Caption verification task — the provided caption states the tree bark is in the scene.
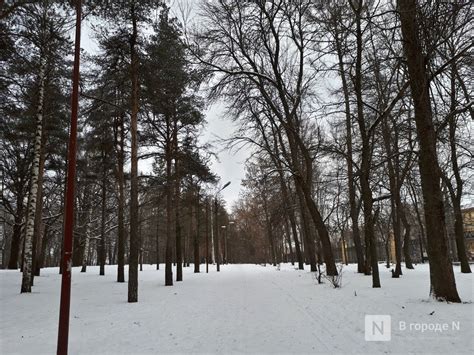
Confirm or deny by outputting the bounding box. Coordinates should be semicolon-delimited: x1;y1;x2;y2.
174;121;183;282
194;190;200;273
32;131;46;281
21;55;46;293
8;202;24;269
283;218;294;265
99;157;107;276
452;205;470;273
295;186;317;271
128;3;139;302
80;208;91;273
156;209;160;270
165;115;173;286
401;208;414;269
398;0;461;301
115;112;126;282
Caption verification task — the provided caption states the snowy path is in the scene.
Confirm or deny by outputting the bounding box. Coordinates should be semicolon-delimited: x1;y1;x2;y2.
1;263;473;354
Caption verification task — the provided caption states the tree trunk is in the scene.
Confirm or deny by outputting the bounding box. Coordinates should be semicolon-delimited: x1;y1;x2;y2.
8;208;24;269
352;0;380;287
401;208;414;269
453;205;471;273
194;190;200;273
361;175;380;287
156;210;160;270
382;115;403;277
128;3;139;302
115;112;126;282
334;29;365;273
385;238;390;269
37;224;48;271
284;218;294;265
21;55;46;293
409;182;426;262
278;173;304;270
99;160;107;276
165;115;173;286
296;187;317;271
139;220;143;272
398;0;460;301
445;10;471;274
174;124;183;282
275;105;337;275
391;190;403;276
80;208;91;273
32;134;46;281
262;193;277;267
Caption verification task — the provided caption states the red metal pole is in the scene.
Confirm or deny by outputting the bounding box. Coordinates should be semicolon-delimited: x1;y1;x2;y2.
206;198;209;273
57;1;81;354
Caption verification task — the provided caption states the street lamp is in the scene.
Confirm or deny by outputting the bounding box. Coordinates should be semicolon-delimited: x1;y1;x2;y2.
214;181;230;272
228;221;235;264
221;225;227;264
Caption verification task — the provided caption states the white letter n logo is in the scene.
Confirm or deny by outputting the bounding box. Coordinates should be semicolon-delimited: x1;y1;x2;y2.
365;315;391;341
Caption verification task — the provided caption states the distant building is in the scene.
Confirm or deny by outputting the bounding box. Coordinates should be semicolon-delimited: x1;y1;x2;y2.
462;207;474;260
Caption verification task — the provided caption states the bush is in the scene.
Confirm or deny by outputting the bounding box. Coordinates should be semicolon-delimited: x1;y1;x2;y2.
323;264;344;288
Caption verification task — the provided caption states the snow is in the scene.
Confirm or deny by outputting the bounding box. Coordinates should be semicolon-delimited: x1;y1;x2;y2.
1;263;473;354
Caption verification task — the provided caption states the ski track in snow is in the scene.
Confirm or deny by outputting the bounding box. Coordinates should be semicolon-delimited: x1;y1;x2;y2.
0;263;473;354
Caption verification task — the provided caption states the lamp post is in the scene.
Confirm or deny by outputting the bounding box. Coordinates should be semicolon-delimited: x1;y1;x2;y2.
57;1;82;354
214;181;230;272
228;221;234;264
206;197;209;273
221;225;227;264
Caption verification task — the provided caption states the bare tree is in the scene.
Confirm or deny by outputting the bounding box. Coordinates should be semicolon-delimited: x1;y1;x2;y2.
398;0;461;302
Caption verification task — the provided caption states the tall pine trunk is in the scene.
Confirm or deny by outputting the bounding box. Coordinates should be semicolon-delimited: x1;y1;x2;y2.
174;122;182;282
115;112;126;282
99;160;107;276
165;117;173;286
194;190;200;273
128;4;139;302
80;208;91;273
156;209;160;270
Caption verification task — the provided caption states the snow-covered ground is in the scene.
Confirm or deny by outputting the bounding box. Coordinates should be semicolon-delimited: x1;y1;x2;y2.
0;263;473;354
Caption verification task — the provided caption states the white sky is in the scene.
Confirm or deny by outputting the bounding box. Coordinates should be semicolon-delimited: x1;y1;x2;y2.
79;2;247;210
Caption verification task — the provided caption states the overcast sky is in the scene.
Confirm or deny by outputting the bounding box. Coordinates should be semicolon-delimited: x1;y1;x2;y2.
70;0;474;214
79;1;248;211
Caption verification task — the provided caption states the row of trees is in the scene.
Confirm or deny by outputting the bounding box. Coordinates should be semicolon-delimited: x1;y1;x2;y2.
190;0;472;303
1;0;472;305
1;1;234;302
